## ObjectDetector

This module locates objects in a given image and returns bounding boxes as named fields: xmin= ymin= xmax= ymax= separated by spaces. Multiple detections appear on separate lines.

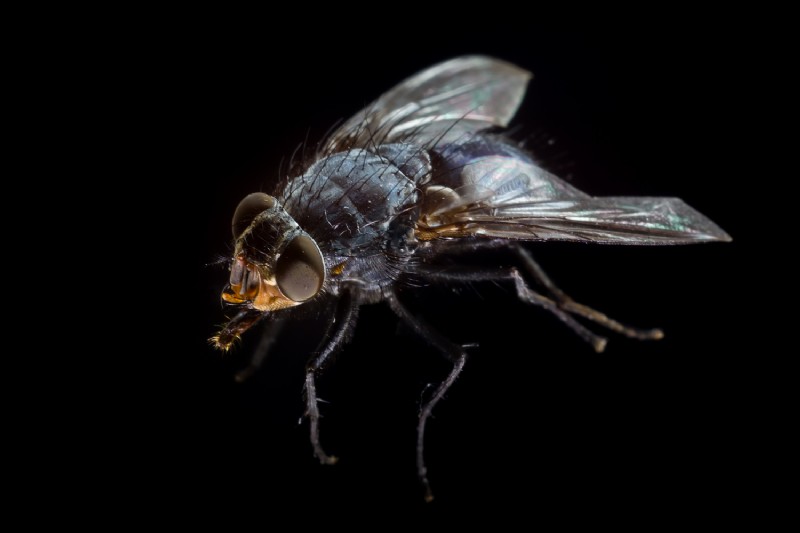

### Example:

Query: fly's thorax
xmin=279 ymin=147 xmax=430 ymax=252
xmin=222 ymin=193 xmax=326 ymax=311
xmin=274 ymin=146 xmax=432 ymax=289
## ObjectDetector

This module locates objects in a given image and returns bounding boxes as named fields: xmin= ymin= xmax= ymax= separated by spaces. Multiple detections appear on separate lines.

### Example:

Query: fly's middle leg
xmin=385 ymin=290 xmax=468 ymax=503
xmin=235 ymin=314 xmax=289 ymax=382
xmin=304 ymin=290 xmax=360 ymax=465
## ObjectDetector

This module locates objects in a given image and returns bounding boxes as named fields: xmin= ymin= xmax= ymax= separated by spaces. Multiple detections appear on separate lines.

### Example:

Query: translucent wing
xmin=322 ymin=56 xmax=532 ymax=154
xmin=417 ymin=155 xmax=731 ymax=245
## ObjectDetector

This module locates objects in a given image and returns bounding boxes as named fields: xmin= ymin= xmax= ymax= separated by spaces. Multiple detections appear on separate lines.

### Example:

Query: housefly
xmin=211 ymin=56 xmax=730 ymax=501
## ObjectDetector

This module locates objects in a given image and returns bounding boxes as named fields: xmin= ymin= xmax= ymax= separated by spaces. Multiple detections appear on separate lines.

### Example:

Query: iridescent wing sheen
xmin=322 ymin=56 xmax=532 ymax=154
xmin=417 ymin=155 xmax=731 ymax=244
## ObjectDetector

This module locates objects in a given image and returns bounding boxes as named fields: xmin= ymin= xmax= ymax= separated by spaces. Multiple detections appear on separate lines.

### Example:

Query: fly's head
xmin=212 ymin=192 xmax=325 ymax=350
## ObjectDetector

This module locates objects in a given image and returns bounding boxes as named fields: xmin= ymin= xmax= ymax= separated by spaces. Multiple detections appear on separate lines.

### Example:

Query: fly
xmin=211 ymin=56 xmax=731 ymax=501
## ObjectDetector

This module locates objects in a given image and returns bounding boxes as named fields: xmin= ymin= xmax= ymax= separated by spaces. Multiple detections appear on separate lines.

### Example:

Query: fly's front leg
xmin=210 ymin=308 xmax=265 ymax=351
xmin=385 ymin=291 xmax=468 ymax=503
xmin=304 ymin=289 xmax=360 ymax=465
xmin=511 ymin=245 xmax=663 ymax=341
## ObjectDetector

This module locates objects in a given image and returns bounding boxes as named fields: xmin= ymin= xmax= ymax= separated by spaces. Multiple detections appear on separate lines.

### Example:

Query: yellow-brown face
xmin=222 ymin=192 xmax=326 ymax=312
xmin=221 ymin=255 xmax=297 ymax=311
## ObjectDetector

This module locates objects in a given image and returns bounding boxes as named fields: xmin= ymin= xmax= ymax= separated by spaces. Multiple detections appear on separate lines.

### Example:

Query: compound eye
xmin=275 ymin=234 xmax=324 ymax=302
xmin=232 ymin=193 xmax=276 ymax=238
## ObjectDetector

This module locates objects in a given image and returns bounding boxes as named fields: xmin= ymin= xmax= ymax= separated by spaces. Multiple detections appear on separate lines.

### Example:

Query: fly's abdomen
xmin=432 ymin=136 xmax=588 ymax=202
xmin=419 ymin=136 xmax=590 ymax=223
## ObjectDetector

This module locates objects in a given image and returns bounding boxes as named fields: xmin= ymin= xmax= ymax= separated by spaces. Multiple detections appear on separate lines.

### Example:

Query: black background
xmin=104 ymin=16 xmax=761 ymax=523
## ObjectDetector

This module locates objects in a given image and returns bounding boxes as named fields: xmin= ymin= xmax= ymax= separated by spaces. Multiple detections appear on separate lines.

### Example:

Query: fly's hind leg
xmin=385 ymin=290 xmax=468 ymax=503
xmin=510 ymin=245 xmax=663 ymax=342
xmin=423 ymin=239 xmax=663 ymax=349
xmin=419 ymin=266 xmax=611 ymax=352
xmin=304 ymin=290 xmax=360 ymax=465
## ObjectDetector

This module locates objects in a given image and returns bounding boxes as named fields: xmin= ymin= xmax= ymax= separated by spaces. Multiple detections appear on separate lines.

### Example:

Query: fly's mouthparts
xmin=224 ymin=256 xmax=262 ymax=304
xmin=238 ymin=268 xmax=252 ymax=296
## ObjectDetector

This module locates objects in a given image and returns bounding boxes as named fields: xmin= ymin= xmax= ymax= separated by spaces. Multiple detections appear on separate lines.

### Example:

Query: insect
xmin=211 ymin=56 xmax=730 ymax=501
